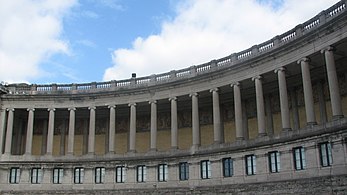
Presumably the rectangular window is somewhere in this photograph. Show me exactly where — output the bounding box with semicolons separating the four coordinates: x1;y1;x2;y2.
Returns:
9;167;20;184
95;167;105;184
116;166;126;183
222;158;233;177
74;167;84;184
158;164;168;182
53;168;64;184
179;162;189;181
245;155;256;175
200;160;211;179
137;165;146;183
31;168;42;184
268;151;281;173
319;142;333;167
293;147;306;170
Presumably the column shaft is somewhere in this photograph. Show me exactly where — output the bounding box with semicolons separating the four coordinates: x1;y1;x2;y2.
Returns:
253;77;266;136
0;109;7;154
169;97;178;149
299;58;316;125
322;47;343;119
67;108;76;155
232;83;243;140
88;107;96;154
190;93;200;147
25;108;35;155
150;101;157;151
108;105;116;154
4;109;14;155
210;88;222;143
129;103;136;152
46;108;55;155
276;68;291;130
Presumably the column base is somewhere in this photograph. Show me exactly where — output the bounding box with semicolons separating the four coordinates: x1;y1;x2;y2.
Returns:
127;150;136;154
306;122;317;128
149;148;157;153
170;147;178;152
282;128;292;132
257;133;267;137
332;115;344;121
236;137;244;141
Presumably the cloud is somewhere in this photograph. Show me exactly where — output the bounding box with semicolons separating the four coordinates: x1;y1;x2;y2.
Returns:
0;0;77;83
103;0;339;81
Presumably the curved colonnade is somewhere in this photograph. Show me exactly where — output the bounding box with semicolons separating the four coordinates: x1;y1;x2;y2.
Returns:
0;1;347;194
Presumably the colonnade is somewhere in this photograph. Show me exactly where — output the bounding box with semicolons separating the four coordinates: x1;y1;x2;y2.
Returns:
0;46;344;156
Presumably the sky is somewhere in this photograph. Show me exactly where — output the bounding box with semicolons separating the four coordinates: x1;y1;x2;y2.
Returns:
0;0;340;84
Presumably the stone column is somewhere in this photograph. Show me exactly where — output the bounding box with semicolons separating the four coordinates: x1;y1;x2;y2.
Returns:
169;97;178;149
298;58;317;126
149;100;157;151
88;106;96;155
128;103;136;152
0;109;7;154
252;76;266;136
275;67;291;131
46;108;55;155
231;82;243;140
25;108;35;155
4;108;14;155
321;46;344;119
265;95;274;135
210;88;223;144
67;107;76;155
190;93;200;148
108;105;116;154
290;89;300;130
41;120;48;155
317;81;327;124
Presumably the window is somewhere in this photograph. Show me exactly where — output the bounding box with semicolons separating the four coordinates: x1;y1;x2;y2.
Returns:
137;165;146;182
95;167;105;184
116;166;126;183
74;167;84;184
200;160;211;179
31;168;42;184
222;158;233;177
268;151;281;173
9;167;20;184
158;164;168;182
319;142;333;167
179;162;189;181
293;147;306;170
245;155;256;175
53;168;63;184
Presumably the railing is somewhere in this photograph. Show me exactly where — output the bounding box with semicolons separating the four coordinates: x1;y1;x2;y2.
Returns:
5;0;346;95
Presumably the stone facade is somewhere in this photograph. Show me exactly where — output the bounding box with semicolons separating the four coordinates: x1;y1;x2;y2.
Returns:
0;1;347;194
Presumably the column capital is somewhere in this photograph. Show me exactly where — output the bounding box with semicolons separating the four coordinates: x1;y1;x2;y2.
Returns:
149;100;157;104
6;108;14;112
251;75;262;81
169;96;177;102
128;103;136;107
68;107;76;111
209;88;219;93
189;92;198;97
107;105;116;109
88;106;96;110
297;57;310;64
47;108;56;112
27;108;35;112
230;81;240;88
274;67;286;74
320;46;335;54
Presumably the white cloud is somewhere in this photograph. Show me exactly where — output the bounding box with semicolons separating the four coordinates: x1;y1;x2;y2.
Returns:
0;0;77;83
103;0;339;81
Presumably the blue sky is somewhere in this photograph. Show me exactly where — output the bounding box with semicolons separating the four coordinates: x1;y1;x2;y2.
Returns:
0;0;339;84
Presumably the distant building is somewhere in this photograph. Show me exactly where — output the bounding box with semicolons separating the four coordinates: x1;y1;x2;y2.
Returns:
0;1;347;194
